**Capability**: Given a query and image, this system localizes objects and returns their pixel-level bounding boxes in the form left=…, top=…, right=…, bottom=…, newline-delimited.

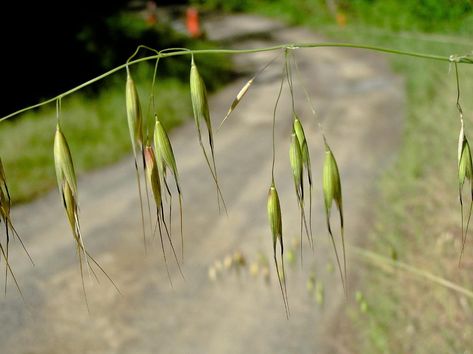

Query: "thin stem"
left=127, top=45, right=159, bottom=64
left=271, top=62, right=286, bottom=183
left=454, top=62, right=464, bottom=122
left=149, top=55, right=160, bottom=115
left=2, top=43, right=471, bottom=122
left=56, top=99, right=61, bottom=124
left=293, top=52, right=326, bottom=137
left=285, top=50, right=296, bottom=116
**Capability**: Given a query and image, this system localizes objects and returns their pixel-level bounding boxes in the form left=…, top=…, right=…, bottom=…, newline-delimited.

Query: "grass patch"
left=319, top=27, right=473, bottom=353
left=1, top=67, right=191, bottom=204
left=1, top=35, right=232, bottom=204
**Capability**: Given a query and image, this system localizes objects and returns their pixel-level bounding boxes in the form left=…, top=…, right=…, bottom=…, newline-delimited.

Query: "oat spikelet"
left=267, top=183, right=289, bottom=318
left=54, top=124, right=118, bottom=307
left=219, top=53, right=279, bottom=130
left=458, top=123, right=473, bottom=264
left=154, top=119, right=184, bottom=262
left=126, top=68, right=148, bottom=248
left=144, top=145, right=183, bottom=284
left=126, top=69, right=143, bottom=156
left=289, top=132, right=303, bottom=199
left=190, top=56, right=227, bottom=214
left=0, top=158, right=30, bottom=297
left=218, top=77, right=255, bottom=130
left=1, top=158, right=33, bottom=264
left=289, top=131, right=311, bottom=258
left=293, top=116, right=313, bottom=244
left=322, top=141, right=346, bottom=295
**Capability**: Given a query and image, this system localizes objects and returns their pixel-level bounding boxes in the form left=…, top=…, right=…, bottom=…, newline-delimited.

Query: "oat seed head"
left=190, top=57, right=211, bottom=130
left=289, top=132, right=303, bottom=195
left=54, top=124, right=77, bottom=197
left=154, top=120, right=180, bottom=191
left=323, top=143, right=342, bottom=213
left=267, top=184, right=282, bottom=248
left=126, top=71, right=143, bottom=155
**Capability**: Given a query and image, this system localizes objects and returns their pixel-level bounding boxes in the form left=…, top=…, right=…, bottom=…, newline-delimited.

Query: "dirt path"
left=1, top=15, right=404, bottom=354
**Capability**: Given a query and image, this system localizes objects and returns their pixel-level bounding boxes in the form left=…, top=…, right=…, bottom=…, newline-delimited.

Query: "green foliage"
left=206, top=0, right=473, bottom=34
left=192, top=0, right=250, bottom=12
left=345, top=0, right=473, bottom=33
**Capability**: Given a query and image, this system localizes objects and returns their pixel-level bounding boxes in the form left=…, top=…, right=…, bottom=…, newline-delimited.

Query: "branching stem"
left=2, top=43, right=471, bottom=122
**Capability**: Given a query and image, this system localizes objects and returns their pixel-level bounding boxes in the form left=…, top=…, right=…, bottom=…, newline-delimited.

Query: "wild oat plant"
left=0, top=44, right=471, bottom=314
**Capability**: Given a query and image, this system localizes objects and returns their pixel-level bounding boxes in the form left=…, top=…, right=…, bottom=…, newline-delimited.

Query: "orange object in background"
left=336, top=12, right=347, bottom=27
left=145, top=1, right=157, bottom=26
left=186, top=7, right=201, bottom=38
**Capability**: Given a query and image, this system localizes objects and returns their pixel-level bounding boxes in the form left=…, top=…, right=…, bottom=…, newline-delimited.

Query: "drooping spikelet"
left=125, top=68, right=148, bottom=246
left=289, top=132, right=303, bottom=199
left=322, top=141, right=346, bottom=294
left=126, top=69, right=143, bottom=157
left=289, top=131, right=310, bottom=256
left=190, top=56, right=226, bottom=214
left=268, top=184, right=283, bottom=250
left=54, top=124, right=118, bottom=306
left=267, top=182, right=289, bottom=318
left=458, top=126, right=472, bottom=193
left=0, top=158, right=30, bottom=296
left=293, top=117, right=312, bottom=186
left=458, top=124, right=473, bottom=264
left=293, top=116, right=313, bottom=247
left=154, top=120, right=181, bottom=193
left=154, top=119, right=184, bottom=261
left=144, top=145, right=183, bottom=283
left=54, top=124, right=89, bottom=298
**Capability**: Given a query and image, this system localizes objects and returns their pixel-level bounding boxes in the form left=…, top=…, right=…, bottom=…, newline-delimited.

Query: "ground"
left=0, top=15, right=404, bottom=354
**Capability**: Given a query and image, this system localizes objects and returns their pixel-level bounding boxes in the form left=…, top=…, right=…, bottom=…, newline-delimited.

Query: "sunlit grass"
left=1, top=74, right=191, bottom=204
left=242, top=0, right=473, bottom=350
left=322, top=24, right=473, bottom=354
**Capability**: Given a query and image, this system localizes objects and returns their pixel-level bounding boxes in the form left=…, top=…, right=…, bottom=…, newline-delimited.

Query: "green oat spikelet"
left=0, top=158, right=30, bottom=297
left=289, top=131, right=311, bottom=258
left=154, top=120, right=181, bottom=193
left=126, top=69, right=143, bottom=156
left=190, top=56, right=227, bottom=214
left=54, top=124, right=118, bottom=307
left=267, top=183, right=289, bottom=318
left=289, top=133, right=303, bottom=199
left=293, top=117, right=313, bottom=243
left=458, top=124, right=473, bottom=264
left=126, top=68, right=148, bottom=248
left=322, top=141, right=347, bottom=295
left=144, top=145, right=183, bottom=284
left=154, top=119, right=184, bottom=262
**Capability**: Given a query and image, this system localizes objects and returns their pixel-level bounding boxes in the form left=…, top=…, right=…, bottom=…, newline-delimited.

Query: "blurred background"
left=1, top=1, right=473, bottom=353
